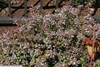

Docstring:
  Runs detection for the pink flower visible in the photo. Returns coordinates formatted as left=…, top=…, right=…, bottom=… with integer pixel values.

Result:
left=82, top=24, right=92, bottom=30
left=69, top=29, right=76, bottom=35
left=59, top=64, right=67, bottom=67
left=3, top=47, right=9, bottom=55
left=26, top=34, right=34, bottom=40
left=94, top=23, right=100, bottom=30
left=88, top=17, right=95, bottom=23
left=26, top=22, right=33, bottom=30
left=77, top=5, right=84, bottom=9
left=77, top=33, right=86, bottom=41
left=43, top=20, right=50, bottom=27
left=58, top=36, right=63, bottom=41
left=19, top=25, right=25, bottom=32
left=63, top=5, right=72, bottom=11
left=35, top=60, right=41, bottom=67
left=74, top=18, right=80, bottom=24
left=33, top=34, right=40, bottom=41
left=88, top=8, right=94, bottom=14
left=24, top=42, right=30, bottom=48
left=13, top=18, right=18, bottom=24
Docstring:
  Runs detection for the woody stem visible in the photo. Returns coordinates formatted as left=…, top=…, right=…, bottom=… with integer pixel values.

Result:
left=90, top=27, right=96, bottom=67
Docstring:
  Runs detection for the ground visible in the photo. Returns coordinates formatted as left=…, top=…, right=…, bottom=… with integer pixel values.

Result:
left=0, top=0, right=100, bottom=35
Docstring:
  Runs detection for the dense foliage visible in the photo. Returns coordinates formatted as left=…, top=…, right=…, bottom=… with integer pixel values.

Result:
left=0, top=5, right=100, bottom=67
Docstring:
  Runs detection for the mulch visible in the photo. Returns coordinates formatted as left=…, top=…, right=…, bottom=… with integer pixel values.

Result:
left=0, top=0, right=100, bottom=36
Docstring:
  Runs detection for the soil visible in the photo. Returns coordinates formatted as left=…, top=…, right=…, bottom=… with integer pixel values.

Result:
left=0, top=0, right=100, bottom=35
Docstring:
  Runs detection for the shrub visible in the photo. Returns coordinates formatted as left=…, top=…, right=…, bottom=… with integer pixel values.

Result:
left=0, top=5, right=100, bottom=67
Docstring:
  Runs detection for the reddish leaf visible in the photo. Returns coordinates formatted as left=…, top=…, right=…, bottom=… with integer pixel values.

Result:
left=83, top=39, right=92, bottom=45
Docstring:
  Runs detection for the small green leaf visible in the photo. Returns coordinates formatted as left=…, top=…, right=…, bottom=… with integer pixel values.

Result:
left=80, top=57, right=84, bottom=63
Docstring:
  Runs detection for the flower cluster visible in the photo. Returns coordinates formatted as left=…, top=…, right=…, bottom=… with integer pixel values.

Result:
left=0, top=5, right=100, bottom=67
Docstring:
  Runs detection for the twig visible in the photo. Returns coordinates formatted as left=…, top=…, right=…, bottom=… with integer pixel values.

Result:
left=89, top=27, right=96, bottom=67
